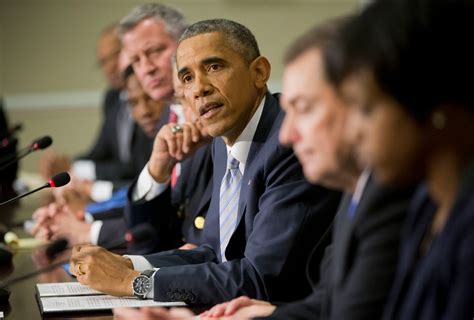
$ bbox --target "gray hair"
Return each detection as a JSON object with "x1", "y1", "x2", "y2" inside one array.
[
  {"x1": 179, "y1": 19, "x2": 260, "y2": 64},
  {"x1": 119, "y1": 3, "x2": 188, "y2": 41}
]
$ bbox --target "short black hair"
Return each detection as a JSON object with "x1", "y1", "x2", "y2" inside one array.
[
  {"x1": 336, "y1": 0, "x2": 474, "y2": 120},
  {"x1": 179, "y1": 19, "x2": 260, "y2": 64}
]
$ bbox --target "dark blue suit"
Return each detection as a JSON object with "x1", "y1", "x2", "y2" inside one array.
[
  {"x1": 264, "y1": 177, "x2": 413, "y2": 320},
  {"x1": 143, "y1": 93, "x2": 341, "y2": 305},
  {"x1": 123, "y1": 143, "x2": 213, "y2": 254},
  {"x1": 384, "y1": 160, "x2": 474, "y2": 320}
]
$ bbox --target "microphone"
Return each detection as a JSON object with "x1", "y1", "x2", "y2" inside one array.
[
  {"x1": 30, "y1": 135, "x2": 52, "y2": 151},
  {"x1": 0, "y1": 172, "x2": 70, "y2": 207},
  {"x1": 0, "y1": 135, "x2": 53, "y2": 170},
  {"x1": 0, "y1": 223, "x2": 155, "y2": 303}
]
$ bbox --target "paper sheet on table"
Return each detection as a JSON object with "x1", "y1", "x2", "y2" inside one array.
[
  {"x1": 35, "y1": 282, "x2": 186, "y2": 314},
  {"x1": 38, "y1": 295, "x2": 186, "y2": 313},
  {"x1": 36, "y1": 282, "x2": 103, "y2": 297}
]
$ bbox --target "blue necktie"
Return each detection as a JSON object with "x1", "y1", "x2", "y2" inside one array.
[
  {"x1": 347, "y1": 196, "x2": 358, "y2": 219},
  {"x1": 219, "y1": 153, "x2": 242, "y2": 262}
]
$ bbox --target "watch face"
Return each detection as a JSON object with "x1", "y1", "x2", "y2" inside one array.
[{"x1": 133, "y1": 275, "x2": 151, "y2": 295}]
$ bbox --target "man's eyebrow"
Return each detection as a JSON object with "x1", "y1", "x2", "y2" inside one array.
[
  {"x1": 201, "y1": 56, "x2": 227, "y2": 66},
  {"x1": 177, "y1": 66, "x2": 190, "y2": 79}
]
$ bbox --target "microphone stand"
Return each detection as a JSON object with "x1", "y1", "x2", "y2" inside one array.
[
  {"x1": 0, "y1": 183, "x2": 48, "y2": 207},
  {"x1": 0, "y1": 148, "x2": 33, "y2": 171}
]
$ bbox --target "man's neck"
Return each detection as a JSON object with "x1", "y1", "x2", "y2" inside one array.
[{"x1": 223, "y1": 90, "x2": 266, "y2": 146}]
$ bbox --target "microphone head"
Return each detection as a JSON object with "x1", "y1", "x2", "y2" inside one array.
[
  {"x1": 31, "y1": 136, "x2": 52, "y2": 150},
  {"x1": 125, "y1": 223, "x2": 155, "y2": 244},
  {"x1": 45, "y1": 238, "x2": 69, "y2": 259},
  {"x1": 48, "y1": 172, "x2": 70, "y2": 188}
]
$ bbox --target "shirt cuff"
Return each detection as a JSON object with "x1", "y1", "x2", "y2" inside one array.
[
  {"x1": 89, "y1": 220, "x2": 103, "y2": 245},
  {"x1": 146, "y1": 269, "x2": 159, "y2": 299},
  {"x1": 124, "y1": 255, "x2": 155, "y2": 271},
  {"x1": 72, "y1": 160, "x2": 96, "y2": 180},
  {"x1": 132, "y1": 163, "x2": 170, "y2": 201},
  {"x1": 90, "y1": 180, "x2": 114, "y2": 202}
]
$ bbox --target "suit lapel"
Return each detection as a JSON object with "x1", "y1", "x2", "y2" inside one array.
[
  {"x1": 204, "y1": 138, "x2": 227, "y2": 257},
  {"x1": 333, "y1": 177, "x2": 375, "y2": 287},
  {"x1": 236, "y1": 92, "x2": 281, "y2": 228},
  {"x1": 332, "y1": 194, "x2": 352, "y2": 286}
]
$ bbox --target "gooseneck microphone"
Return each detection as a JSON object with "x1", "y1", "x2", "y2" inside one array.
[
  {"x1": 0, "y1": 135, "x2": 53, "y2": 170},
  {"x1": 0, "y1": 172, "x2": 70, "y2": 207},
  {"x1": 0, "y1": 223, "x2": 155, "y2": 303}
]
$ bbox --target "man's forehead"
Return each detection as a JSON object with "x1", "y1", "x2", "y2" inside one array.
[
  {"x1": 123, "y1": 19, "x2": 174, "y2": 44},
  {"x1": 177, "y1": 32, "x2": 225, "y2": 52},
  {"x1": 176, "y1": 33, "x2": 237, "y2": 65}
]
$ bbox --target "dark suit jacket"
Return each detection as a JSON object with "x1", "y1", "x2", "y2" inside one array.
[
  {"x1": 78, "y1": 88, "x2": 157, "y2": 186},
  {"x1": 383, "y1": 160, "x2": 474, "y2": 320},
  {"x1": 141, "y1": 92, "x2": 341, "y2": 305},
  {"x1": 267, "y1": 177, "x2": 413, "y2": 320},
  {"x1": 0, "y1": 99, "x2": 18, "y2": 199},
  {"x1": 123, "y1": 143, "x2": 214, "y2": 254}
]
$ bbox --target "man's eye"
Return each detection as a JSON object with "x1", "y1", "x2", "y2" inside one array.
[
  {"x1": 209, "y1": 64, "x2": 220, "y2": 71},
  {"x1": 182, "y1": 75, "x2": 193, "y2": 83},
  {"x1": 149, "y1": 46, "x2": 165, "y2": 54}
]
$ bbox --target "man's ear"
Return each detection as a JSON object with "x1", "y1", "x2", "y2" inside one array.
[{"x1": 250, "y1": 56, "x2": 271, "y2": 89}]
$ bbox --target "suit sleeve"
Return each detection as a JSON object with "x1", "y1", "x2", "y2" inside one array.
[
  {"x1": 98, "y1": 217, "x2": 127, "y2": 247},
  {"x1": 262, "y1": 245, "x2": 333, "y2": 319},
  {"x1": 124, "y1": 182, "x2": 183, "y2": 253}
]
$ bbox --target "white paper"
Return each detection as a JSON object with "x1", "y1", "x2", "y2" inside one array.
[
  {"x1": 39, "y1": 295, "x2": 186, "y2": 313},
  {"x1": 36, "y1": 282, "x2": 103, "y2": 297}
]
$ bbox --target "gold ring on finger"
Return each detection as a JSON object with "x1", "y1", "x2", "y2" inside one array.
[{"x1": 77, "y1": 263, "x2": 85, "y2": 276}]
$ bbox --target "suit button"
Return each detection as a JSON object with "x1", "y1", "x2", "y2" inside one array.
[{"x1": 194, "y1": 216, "x2": 205, "y2": 229}]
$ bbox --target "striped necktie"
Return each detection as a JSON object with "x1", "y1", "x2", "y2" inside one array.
[{"x1": 219, "y1": 153, "x2": 242, "y2": 262}]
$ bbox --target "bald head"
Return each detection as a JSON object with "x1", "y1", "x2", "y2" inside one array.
[{"x1": 97, "y1": 25, "x2": 122, "y2": 89}]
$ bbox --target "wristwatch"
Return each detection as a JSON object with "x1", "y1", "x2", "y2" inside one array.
[{"x1": 132, "y1": 269, "x2": 154, "y2": 299}]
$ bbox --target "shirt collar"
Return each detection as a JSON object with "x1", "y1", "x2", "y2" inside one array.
[
  {"x1": 352, "y1": 169, "x2": 371, "y2": 205},
  {"x1": 225, "y1": 95, "x2": 266, "y2": 173}
]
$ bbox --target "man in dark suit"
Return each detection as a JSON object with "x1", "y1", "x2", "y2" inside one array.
[
  {"x1": 38, "y1": 24, "x2": 155, "y2": 202},
  {"x1": 69, "y1": 18, "x2": 340, "y2": 305},
  {"x1": 141, "y1": 18, "x2": 413, "y2": 320}
]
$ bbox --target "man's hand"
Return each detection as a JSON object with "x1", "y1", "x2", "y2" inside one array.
[
  {"x1": 70, "y1": 245, "x2": 138, "y2": 297},
  {"x1": 179, "y1": 243, "x2": 198, "y2": 250},
  {"x1": 201, "y1": 296, "x2": 276, "y2": 319},
  {"x1": 148, "y1": 122, "x2": 208, "y2": 183},
  {"x1": 49, "y1": 206, "x2": 91, "y2": 246},
  {"x1": 31, "y1": 203, "x2": 63, "y2": 240},
  {"x1": 114, "y1": 307, "x2": 195, "y2": 319}
]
